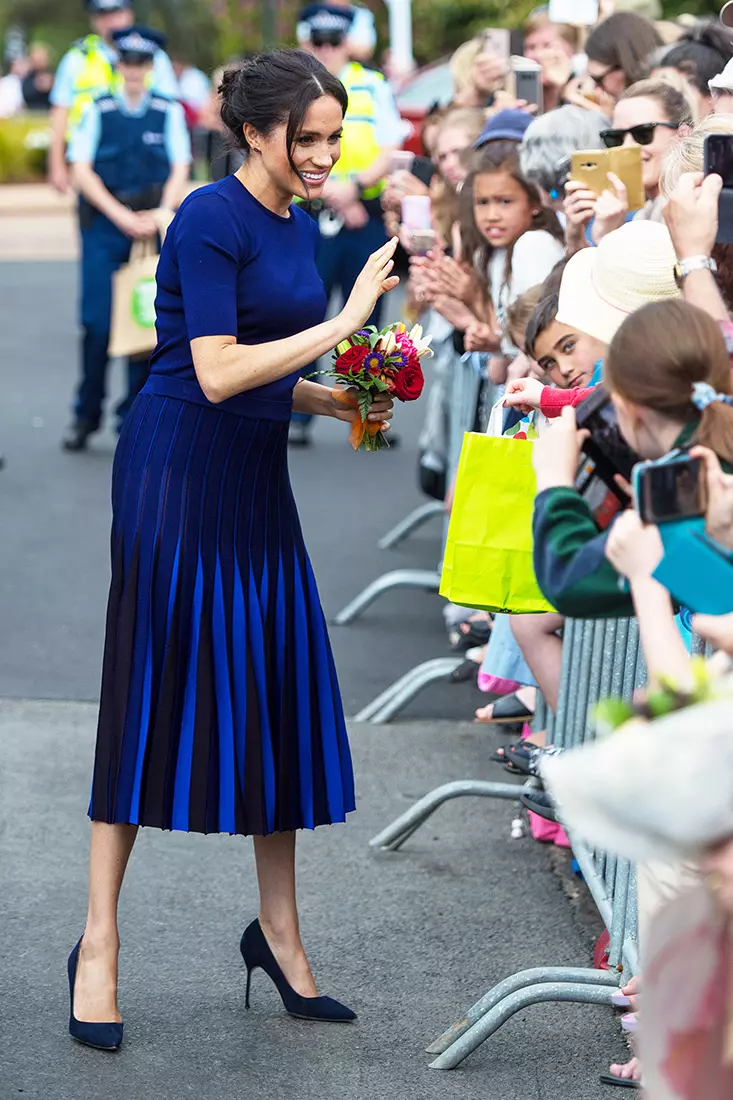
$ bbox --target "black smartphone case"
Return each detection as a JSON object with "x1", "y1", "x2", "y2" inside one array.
[{"x1": 719, "y1": 188, "x2": 733, "y2": 245}]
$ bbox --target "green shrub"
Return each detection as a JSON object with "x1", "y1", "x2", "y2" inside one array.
[{"x1": 0, "y1": 113, "x2": 50, "y2": 183}]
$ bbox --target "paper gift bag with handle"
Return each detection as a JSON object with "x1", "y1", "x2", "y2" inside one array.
[
  {"x1": 108, "y1": 209, "x2": 173, "y2": 358},
  {"x1": 440, "y1": 432, "x2": 555, "y2": 614}
]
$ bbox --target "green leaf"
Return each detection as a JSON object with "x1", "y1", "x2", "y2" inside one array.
[{"x1": 592, "y1": 697, "x2": 635, "y2": 734}]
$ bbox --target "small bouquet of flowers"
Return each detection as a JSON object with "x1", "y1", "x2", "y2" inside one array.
[{"x1": 322, "y1": 322, "x2": 432, "y2": 452}]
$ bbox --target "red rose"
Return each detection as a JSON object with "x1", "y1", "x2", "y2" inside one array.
[
  {"x1": 335, "y1": 345, "x2": 369, "y2": 374},
  {"x1": 392, "y1": 362, "x2": 424, "y2": 401}
]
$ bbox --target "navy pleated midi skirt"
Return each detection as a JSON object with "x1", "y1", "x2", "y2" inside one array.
[{"x1": 89, "y1": 376, "x2": 356, "y2": 836}]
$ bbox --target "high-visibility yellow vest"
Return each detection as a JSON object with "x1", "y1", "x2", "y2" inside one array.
[
  {"x1": 66, "y1": 35, "x2": 119, "y2": 134},
  {"x1": 332, "y1": 62, "x2": 385, "y2": 199}
]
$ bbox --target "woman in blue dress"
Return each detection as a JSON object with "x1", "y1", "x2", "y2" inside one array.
[{"x1": 67, "y1": 48, "x2": 399, "y2": 1050}]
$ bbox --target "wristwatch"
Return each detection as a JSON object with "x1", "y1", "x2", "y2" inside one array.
[{"x1": 673, "y1": 254, "x2": 718, "y2": 287}]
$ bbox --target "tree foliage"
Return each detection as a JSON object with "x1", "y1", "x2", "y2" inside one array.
[{"x1": 0, "y1": 0, "x2": 726, "y2": 74}]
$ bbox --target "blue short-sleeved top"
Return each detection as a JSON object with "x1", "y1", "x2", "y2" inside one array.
[{"x1": 150, "y1": 175, "x2": 327, "y2": 405}]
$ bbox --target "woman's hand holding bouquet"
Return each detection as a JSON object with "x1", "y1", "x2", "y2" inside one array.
[{"x1": 321, "y1": 322, "x2": 432, "y2": 451}]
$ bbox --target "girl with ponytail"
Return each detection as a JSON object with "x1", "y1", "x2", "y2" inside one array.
[{"x1": 531, "y1": 299, "x2": 733, "y2": 619}]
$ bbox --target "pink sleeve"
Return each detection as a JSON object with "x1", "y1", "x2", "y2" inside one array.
[{"x1": 539, "y1": 384, "x2": 597, "y2": 417}]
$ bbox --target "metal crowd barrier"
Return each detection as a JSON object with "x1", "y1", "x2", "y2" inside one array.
[{"x1": 369, "y1": 616, "x2": 647, "y2": 1070}]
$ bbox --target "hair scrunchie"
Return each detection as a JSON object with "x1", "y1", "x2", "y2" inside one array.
[{"x1": 691, "y1": 381, "x2": 733, "y2": 410}]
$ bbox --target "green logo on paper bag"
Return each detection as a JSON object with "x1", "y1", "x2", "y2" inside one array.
[{"x1": 131, "y1": 277, "x2": 157, "y2": 328}]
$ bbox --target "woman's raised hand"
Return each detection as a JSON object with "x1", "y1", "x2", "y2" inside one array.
[{"x1": 342, "y1": 237, "x2": 400, "y2": 332}]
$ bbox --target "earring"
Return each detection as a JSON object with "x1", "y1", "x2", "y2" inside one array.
[{"x1": 532, "y1": 209, "x2": 540, "y2": 218}]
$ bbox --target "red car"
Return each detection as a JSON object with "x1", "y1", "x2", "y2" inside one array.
[{"x1": 395, "y1": 59, "x2": 454, "y2": 154}]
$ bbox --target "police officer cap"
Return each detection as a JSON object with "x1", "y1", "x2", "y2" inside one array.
[
  {"x1": 297, "y1": 3, "x2": 354, "y2": 41},
  {"x1": 85, "y1": 0, "x2": 133, "y2": 13},
  {"x1": 112, "y1": 24, "x2": 167, "y2": 60}
]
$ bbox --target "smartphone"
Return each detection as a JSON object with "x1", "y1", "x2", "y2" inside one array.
[
  {"x1": 570, "y1": 146, "x2": 645, "y2": 212},
  {"x1": 575, "y1": 386, "x2": 639, "y2": 528},
  {"x1": 388, "y1": 150, "x2": 415, "y2": 176},
  {"x1": 633, "y1": 455, "x2": 707, "y2": 525},
  {"x1": 510, "y1": 56, "x2": 543, "y2": 113},
  {"x1": 703, "y1": 133, "x2": 733, "y2": 244},
  {"x1": 548, "y1": 0, "x2": 599, "y2": 25},
  {"x1": 482, "y1": 28, "x2": 511, "y2": 62},
  {"x1": 404, "y1": 227, "x2": 437, "y2": 256},
  {"x1": 401, "y1": 194, "x2": 431, "y2": 230},
  {"x1": 653, "y1": 529, "x2": 733, "y2": 615}
]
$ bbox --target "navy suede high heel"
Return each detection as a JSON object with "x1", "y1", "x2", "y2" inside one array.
[
  {"x1": 67, "y1": 938, "x2": 124, "y2": 1050},
  {"x1": 240, "y1": 919, "x2": 356, "y2": 1022}
]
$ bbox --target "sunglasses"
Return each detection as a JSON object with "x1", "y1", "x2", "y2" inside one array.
[
  {"x1": 310, "y1": 29, "x2": 345, "y2": 47},
  {"x1": 589, "y1": 65, "x2": 620, "y2": 89},
  {"x1": 600, "y1": 122, "x2": 679, "y2": 148}
]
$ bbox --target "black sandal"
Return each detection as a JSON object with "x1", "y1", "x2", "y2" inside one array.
[
  {"x1": 490, "y1": 693, "x2": 534, "y2": 725},
  {"x1": 449, "y1": 620, "x2": 492, "y2": 653},
  {"x1": 504, "y1": 747, "x2": 532, "y2": 775},
  {"x1": 520, "y1": 789, "x2": 557, "y2": 822},
  {"x1": 490, "y1": 742, "x2": 519, "y2": 764},
  {"x1": 599, "y1": 1074, "x2": 642, "y2": 1089},
  {"x1": 448, "y1": 658, "x2": 479, "y2": 684}
]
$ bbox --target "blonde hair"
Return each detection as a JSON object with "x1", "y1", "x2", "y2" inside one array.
[
  {"x1": 654, "y1": 20, "x2": 686, "y2": 46},
  {"x1": 661, "y1": 111, "x2": 733, "y2": 195},
  {"x1": 450, "y1": 38, "x2": 485, "y2": 96},
  {"x1": 431, "y1": 108, "x2": 486, "y2": 244},
  {"x1": 524, "y1": 10, "x2": 580, "y2": 53},
  {"x1": 618, "y1": 77, "x2": 694, "y2": 126},
  {"x1": 434, "y1": 107, "x2": 485, "y2": 148}
]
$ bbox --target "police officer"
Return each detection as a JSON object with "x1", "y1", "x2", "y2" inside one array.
[
  {"x1": 48, "y1": 0, "x2": 178, "y2": 195},
  {"x1": 292, "y1": 2, "x2": 404, "y2": 445},
  {"x1": 62, "y1": 26, "x2": 191, "y2": 452}
]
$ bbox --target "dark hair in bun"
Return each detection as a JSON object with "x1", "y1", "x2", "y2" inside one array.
[
  {"x1": 660, "y1": 21, "x2": 733, "y2": 97},
  {"x1": 219, "y1": 49, "x2": 348, "y2": 183}
]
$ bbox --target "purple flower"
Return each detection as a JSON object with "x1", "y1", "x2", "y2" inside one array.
[{"x1": 364, "y1": 350, "x2": 386, "y2": 375}]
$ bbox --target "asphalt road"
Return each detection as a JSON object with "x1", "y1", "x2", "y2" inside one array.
[{"x1": 0, "y1": 261, "x2": 627, "y2": 1099}]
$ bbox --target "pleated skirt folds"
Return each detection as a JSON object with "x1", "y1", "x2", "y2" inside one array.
[{"x1": 90, "y1": 388, "x2": 355, "y2": 836}]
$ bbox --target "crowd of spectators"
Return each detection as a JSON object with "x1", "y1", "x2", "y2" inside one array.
[{"x1": 374, "y1": 6, "x2": 733, "y2": 1091}]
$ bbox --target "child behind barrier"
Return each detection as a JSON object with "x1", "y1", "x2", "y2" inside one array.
[
  {"x1": 503, "y1": 219, "x2": 681, "y2": 424},
  {"x1": 461, "y1": 152, "x2": 566, "y2": 368},
  {"x1": 532, "y1": 299, "x2": 733, "y2": 620},
  {"x1": 482, "y1": 285, "x2": 608, "y2": 733}
]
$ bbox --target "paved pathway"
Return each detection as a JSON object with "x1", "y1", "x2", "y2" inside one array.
[{"x1": 0, "y1": 259, "x2": 628, "y2": 1099}]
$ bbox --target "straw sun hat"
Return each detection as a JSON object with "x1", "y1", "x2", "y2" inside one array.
[{"x1": 556, "y1": 221, "x2": 681, "y2": 346}]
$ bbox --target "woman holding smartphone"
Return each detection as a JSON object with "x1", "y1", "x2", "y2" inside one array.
[
  {"x1": 564, "y1": 79, "x2": 692, "y2": 248},
  {"x1": 67, "y1": 48, "x2": 399, "y2": 1051}
]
